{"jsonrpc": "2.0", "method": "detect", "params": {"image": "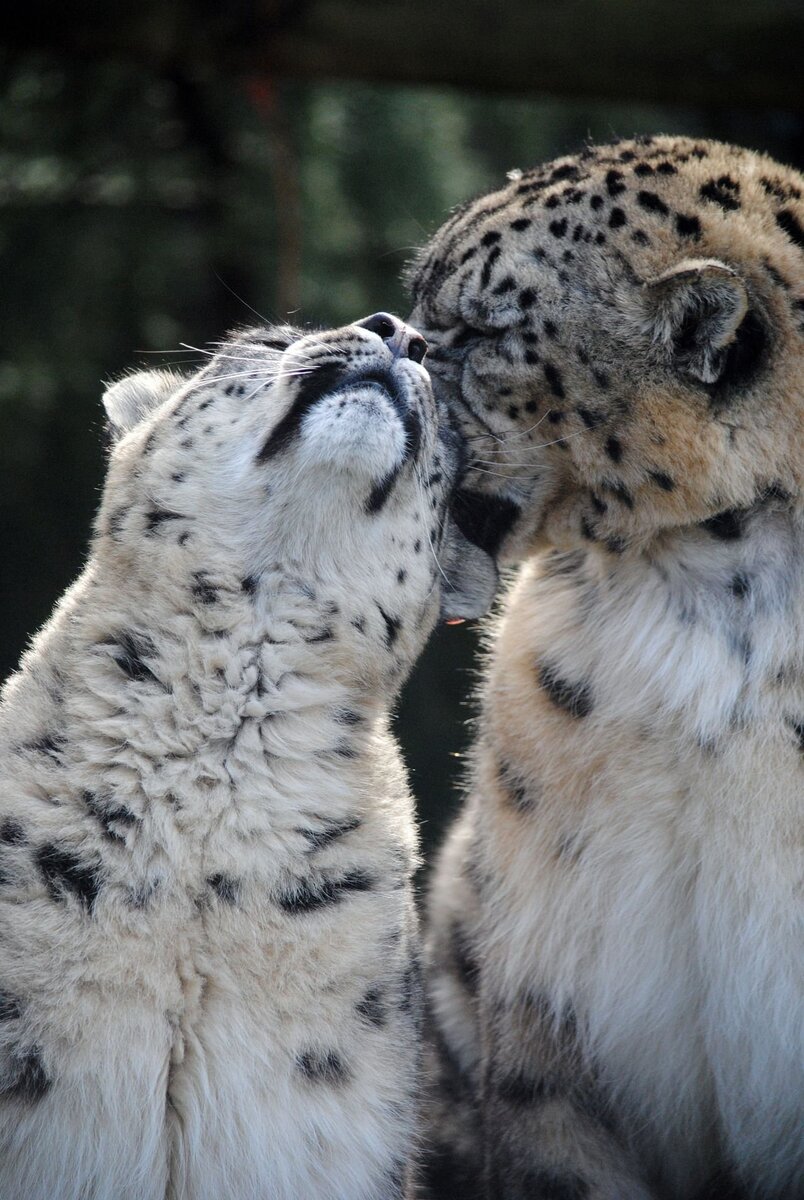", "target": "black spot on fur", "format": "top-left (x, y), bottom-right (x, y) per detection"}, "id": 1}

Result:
top-left (481, 230), bottom-right (501, 247)
top-left (207, 873), bottom-right (240, 905)
top-left (605, 169), bottom-right (626, 197)
top-left (0, 819), bottom-right (26, 846)
top-left (241, 574), bottom-right (259, 596)
top-left (543, 362), bottom-right (565, 399)
top-left (376, 605), bottom-right (401, 648)
top-left (191, 572), bottom-right (218, 605)
top-left (296, 1049), bottom-right (350, 1085)
top-left (589, 194), bottom-right (604, 210)
top-left (82, 790), bottom-right (138, 843)
top-left (498, 759), bottom-right (535, 812)
top-left (20, 732), bottom-right (66, 759)
top-left (605, 481), bottom-right (634, 509)
top-left (608, 207), bottom-right (626, 229)
top-left (592, 369), bottom-right (609, 389)
top-left (36, 844), bottom-right (100, 912)
top-left (730, 573), bottom-right (750, 598)
top-left (637, 190), bottom-right (669, 216)
top-left (479, 245), bottom-right (501, 290)
top-left (145, 508), bottom-right (184, 533)
top-left (451, 488), bottom-right (520, 557)
top-left (0, 1047), bottom-right (52, 1104)
top-left (604, 436), bottom-right (623, 462)
top-left (495, 1070), bottom-right (561, 1105)
top-left (356, 987), bottom-right (387, 1027)
top-left (700, 177), bottom-right (741, 212)
top-left (257, 362), bottom-right (345, 460)
top-left (649, 470), bottom-right (675, 492)
top-left (775, 208), bottom-right (804, 250)
top-left (701, 509), bottom-right (743, 540)
top-left (576, 407), bottom-right (604, 430)
top-left (510, 217), bottom-right (531, 231)
top-left (451, 921), bottom-right (480, 994)
top-left (0, 993), bottom-right (22, 1021)
top-left (298, 814), bottom-right (362, 852)
top-left (104, 630), bottom-right (162, 686)
top-left (277, 869), bottom-right (373, 914)
top-left (549, 218), bottom-right (568, 238)
top-left (537, 662), bottom-right (593, 719)
top-left (305, 626), bottom-right (334, 644)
